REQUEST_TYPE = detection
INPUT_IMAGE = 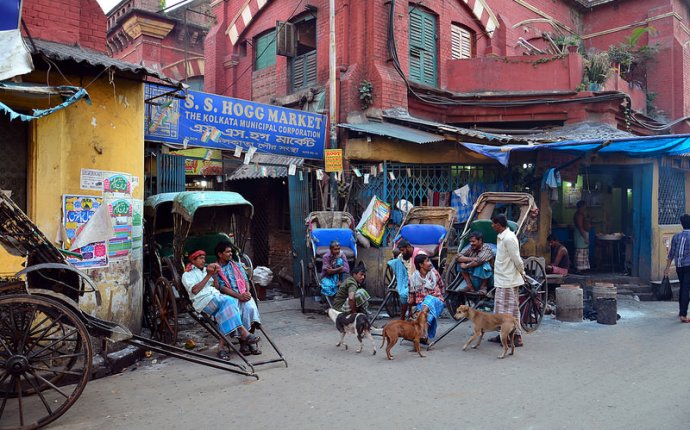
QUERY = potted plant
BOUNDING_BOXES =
[584,51,612,91]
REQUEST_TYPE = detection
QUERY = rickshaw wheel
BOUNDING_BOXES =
[0,294,93,430]
[149,277,178,344]
[382,265,400,318]
[299,260,307,314]
[519,257,548,333]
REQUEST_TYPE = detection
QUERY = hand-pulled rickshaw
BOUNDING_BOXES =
[369,206,457,321]
[144,191,286,373]
[0,192,261,430]
[298,211,358,313]
[428,192,547,349]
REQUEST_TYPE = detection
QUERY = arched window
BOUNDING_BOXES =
[451,23,474,59]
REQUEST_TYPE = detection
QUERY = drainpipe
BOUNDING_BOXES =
[329,0,338,210]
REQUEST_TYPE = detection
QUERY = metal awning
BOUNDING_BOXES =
[338,122,445,144]
[225,154,304,181]
[29,39,178,85]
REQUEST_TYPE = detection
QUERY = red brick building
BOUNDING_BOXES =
[106,0,212,89]
[205,0,690,136]
[22,0,107,50]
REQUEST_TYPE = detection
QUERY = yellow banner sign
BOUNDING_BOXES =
[324,149,343,172]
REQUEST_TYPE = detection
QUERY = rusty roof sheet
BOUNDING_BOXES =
[338,121,446,144]
[29,39,177,84]
[382,108,514,143]
[225,153,304,181]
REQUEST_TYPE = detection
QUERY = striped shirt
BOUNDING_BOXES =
[668,230,690,268]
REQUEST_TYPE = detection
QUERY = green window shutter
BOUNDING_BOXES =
[291,50,317,92]
[255,31,276,70]
[408,8,437,86]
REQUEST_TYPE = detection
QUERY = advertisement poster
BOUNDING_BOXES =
[103,172,133,259]
[131,199,143,258]
[63,195,108,269]
[173,147,223,176]
[80,168,105,191]
[145,83,326,160]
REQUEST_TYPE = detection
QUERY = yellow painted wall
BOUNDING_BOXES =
[2,73,145,332]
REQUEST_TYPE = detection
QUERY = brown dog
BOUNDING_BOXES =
[454,305,520,359]
[380,307,428,360]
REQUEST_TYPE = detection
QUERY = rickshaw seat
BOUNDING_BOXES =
[311,228,357,260]
[154,231,175,258]
[183,232,233,264]
[397,224,446,256]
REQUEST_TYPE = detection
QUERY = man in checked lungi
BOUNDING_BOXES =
[488,214,524,347]
[332,263,371,314]
[181,250,260,360]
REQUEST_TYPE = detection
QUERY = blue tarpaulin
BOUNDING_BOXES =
[0,85,90,122]
[460,134,690,166]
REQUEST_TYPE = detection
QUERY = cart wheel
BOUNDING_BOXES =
[0,294,93,430]
[443,259,461,291]
[299,260,307,314]
[240,254,254,280]
[143,278,157,330]
[520,257,548,332]
[149,277,178,344]
[383,265,400,318]
[161,256,182,296]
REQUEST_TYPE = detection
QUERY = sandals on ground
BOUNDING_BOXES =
[243,333,260,344]
[217,350,231,360]
[680,316,690,323]
[249,343,262,355]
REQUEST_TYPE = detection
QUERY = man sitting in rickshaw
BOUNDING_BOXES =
[455,231,495,296]
[320,240,350,297]
[332,263,370,314]
[215,241,262,356]
[181,250,260,361]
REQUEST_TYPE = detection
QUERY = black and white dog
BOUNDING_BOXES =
[328,308,377,355]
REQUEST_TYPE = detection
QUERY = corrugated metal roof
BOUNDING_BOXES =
[29,39,177,84]
[382,108,514,143]
[226,153,304,181]
[516,122,635,142]
[338,121,445,144]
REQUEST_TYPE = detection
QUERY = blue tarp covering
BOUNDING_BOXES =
[460,134,690,166]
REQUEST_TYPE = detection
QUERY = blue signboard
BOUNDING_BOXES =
[0,0,22,32]
[145,84,327,160]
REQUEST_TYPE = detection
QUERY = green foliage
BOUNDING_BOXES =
[584,51,612,85]
[607,27,659,82]
[358,80,374,110]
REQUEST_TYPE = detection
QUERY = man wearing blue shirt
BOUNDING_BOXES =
[664,214,690,323]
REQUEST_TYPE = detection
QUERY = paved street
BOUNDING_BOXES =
[51,298,688,430]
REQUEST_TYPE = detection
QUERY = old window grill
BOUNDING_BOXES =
[658,167,686,225]
[348,162,504,246]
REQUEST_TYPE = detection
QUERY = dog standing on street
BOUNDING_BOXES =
[454,304,520,359]
[328,308,376,355]
[380,307,428,360]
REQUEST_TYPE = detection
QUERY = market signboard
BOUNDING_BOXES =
[145,84,327,160]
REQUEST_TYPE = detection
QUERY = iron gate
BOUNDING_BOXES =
[288,172,312,295]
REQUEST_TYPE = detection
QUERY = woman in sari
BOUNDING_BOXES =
[409,254,445,340]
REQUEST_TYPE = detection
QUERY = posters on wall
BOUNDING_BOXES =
[63,195,108,269]
[68,169,141,266]
[103,172,133,260]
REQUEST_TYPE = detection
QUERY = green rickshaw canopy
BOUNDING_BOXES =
[172,191,254,222]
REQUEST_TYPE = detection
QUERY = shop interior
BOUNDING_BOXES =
[550,166,634,274]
